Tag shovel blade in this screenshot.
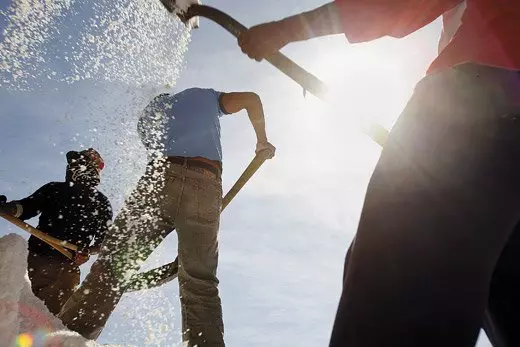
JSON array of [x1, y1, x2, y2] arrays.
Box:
[[159, 0, 201, 29]]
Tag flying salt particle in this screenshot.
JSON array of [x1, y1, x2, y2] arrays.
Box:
[[1, 0, 191, 89], [1, 0, 190, 343]]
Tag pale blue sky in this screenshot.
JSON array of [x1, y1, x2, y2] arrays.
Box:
[[0, 0, 491, 346]]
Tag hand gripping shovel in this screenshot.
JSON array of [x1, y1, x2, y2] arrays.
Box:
[[159, 0, 389, 146], [0, 212, 78, 260], [126, 149, 273, 292]]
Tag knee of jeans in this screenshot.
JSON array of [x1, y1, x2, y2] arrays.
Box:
[[178, 256, 219, 281], [179, 270, 220, 298]]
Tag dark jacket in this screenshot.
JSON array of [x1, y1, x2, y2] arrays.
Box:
[[16, 181, 112, 260]]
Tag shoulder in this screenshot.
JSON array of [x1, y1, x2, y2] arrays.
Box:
[[177, 87, 222, 100], [146, 93, 171, 109], [44, 181, 63, 187], [98, 191, 112, 209], [23, 182, 64, 200], [93, 189, 110, 203], [205, 88, 224, 100], [165, 88, 226, 116], [39, 181, 65, 193], [91, 189, 113, 213]]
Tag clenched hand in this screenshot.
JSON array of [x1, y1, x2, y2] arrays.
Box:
[[238, 21, 289, 62], [256, 141, 276, 159]]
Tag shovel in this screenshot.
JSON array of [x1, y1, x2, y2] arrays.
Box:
[[127, 0, 390, 292], [160, 1, 389, 146], [126, 149, 272, 292], [0, 212, 76, 260]]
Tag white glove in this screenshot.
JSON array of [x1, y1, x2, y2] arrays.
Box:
[[256, 141, 276, 159]]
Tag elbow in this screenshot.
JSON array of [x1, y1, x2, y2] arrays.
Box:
[[244, 92, 262, 111], [245, 92, 261, 105]]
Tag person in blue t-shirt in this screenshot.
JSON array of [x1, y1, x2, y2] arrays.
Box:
[[59, 88, 275, 346]]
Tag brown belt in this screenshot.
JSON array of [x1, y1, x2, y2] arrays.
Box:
[[166, 156, 222, 178]]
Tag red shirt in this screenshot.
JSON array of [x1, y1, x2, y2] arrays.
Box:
[[334, 0, 520, 74], [438, 3, 466, 53]]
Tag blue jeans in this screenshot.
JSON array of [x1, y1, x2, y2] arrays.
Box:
[[330, 64, 520, 347]]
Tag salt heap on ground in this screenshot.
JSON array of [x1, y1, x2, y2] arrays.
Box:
[[0, 233, 112, 347]]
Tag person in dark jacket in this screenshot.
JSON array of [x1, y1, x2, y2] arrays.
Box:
[[0, 148, 113, 315]]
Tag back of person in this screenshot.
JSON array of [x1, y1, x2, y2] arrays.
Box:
[[138, 87, 226, 162], [25, 181, 111, 259]]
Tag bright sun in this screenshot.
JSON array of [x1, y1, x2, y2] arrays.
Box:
[[289, 28, 443, 153]]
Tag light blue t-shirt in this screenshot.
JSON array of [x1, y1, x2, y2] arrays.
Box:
[[138, 88, 228, 162]]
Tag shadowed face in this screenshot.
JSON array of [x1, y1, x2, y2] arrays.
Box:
[[65, 148, 104, 186]]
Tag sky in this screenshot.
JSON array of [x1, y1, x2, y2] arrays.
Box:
[[0, 0, 492, 346]]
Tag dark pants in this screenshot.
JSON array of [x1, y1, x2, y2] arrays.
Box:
[[342, 223, 520, 347], [329, 64, 520, 347], [484, 219, 520, 347], [27, 252, 80, 315]]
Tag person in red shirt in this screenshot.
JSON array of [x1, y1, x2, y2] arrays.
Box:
[[438, 6, 520, 347], [239, 1, 520, 346]]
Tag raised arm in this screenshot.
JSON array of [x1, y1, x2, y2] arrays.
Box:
[[0, 184, 54, 220], [238, 0, 464, 61], [220, 92, 275, 157]]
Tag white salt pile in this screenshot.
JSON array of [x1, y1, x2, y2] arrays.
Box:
[[0, 233, 120, 346]]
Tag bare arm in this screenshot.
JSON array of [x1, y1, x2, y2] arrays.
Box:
[[239, 2, 341, 61], [220, 92, 267, 142], [220, 92, 275, 156]]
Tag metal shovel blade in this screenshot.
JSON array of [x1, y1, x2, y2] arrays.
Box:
[[159, 0, 201, 28]]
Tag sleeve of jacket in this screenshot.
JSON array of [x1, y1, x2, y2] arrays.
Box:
[[14, 183, 55, 221], [334, 0, 464, 43], [91, 194, 113, 248]]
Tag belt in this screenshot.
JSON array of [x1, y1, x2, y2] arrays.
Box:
[[166, 156, 222, 178]]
